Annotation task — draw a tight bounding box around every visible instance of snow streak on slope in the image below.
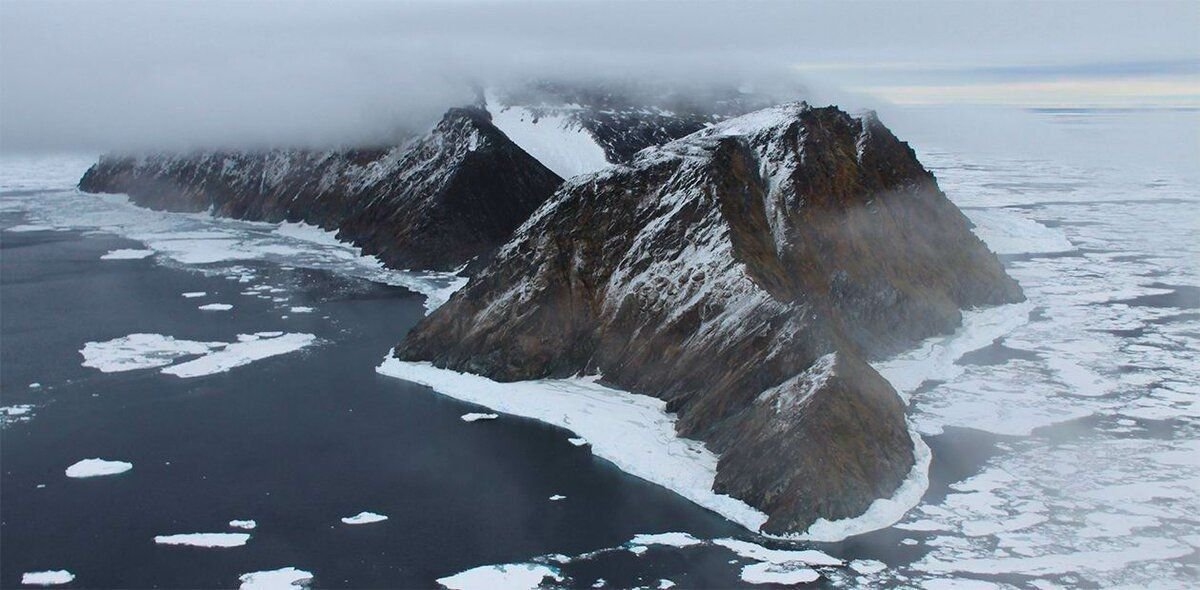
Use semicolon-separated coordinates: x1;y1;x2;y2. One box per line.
484;90;611;179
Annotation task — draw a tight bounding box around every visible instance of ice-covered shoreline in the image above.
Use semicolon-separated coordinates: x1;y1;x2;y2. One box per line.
376;357;769;532
1;176;467;313
376;356;947;541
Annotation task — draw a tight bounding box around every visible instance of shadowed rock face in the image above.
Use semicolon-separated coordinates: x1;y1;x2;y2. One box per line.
397;103;1024;533
78;108;563;271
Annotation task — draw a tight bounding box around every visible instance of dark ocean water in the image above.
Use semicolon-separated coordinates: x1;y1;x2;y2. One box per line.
0;223;762;588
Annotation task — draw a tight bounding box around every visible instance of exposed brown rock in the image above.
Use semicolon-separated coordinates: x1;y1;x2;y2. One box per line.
396;103;1024;533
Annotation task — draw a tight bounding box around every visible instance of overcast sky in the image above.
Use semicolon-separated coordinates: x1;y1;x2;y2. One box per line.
1;0;1197;153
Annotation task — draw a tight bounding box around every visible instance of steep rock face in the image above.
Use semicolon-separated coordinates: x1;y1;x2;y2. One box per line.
79;108;563;271
397;103;1024;533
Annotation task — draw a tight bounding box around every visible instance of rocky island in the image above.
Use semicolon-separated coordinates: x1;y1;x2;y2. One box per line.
79;96;1023;535
395;103;1024;533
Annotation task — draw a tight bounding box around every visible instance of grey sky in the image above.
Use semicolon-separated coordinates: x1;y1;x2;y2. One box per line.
1;0;1197;153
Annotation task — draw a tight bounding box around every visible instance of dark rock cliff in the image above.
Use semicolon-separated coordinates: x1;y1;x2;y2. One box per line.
396;103;1024;533
79;108;563;271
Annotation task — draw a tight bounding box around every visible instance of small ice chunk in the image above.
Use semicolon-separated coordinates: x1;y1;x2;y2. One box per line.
658;580;675;589
229;520;257;530
198;303;233;311
3;404;33;416
461;413;499;422
100;248;154;260
29;382;41;389
341;511;387;525
568;437;588;446
549;494;566;501
65;458;132;478
20;570;74;586
289;306;313;313
182;292;207;298
238;567;313;590
628;545;649;555
154;533;250;547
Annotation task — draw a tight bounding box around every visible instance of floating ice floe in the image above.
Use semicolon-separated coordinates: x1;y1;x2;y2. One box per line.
229;520;257;530
711;538;842;567
154;533;250;547
65;458;132;478
738;561;819;585
100;248;154;260
288;306;313;313
29;382;42;388
198;303;233;311
80;333;223;372
181;291;207;298
437;563;562;590
238;567;313;590
20;570;75;586
548;495;566;501
162;333;315;378
567;437;588;446
460;413;498;422
629;532;701;547
80;333;316;378
341;511;387;525
849;560;887;575
377;358;768;532
657;580;675;589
